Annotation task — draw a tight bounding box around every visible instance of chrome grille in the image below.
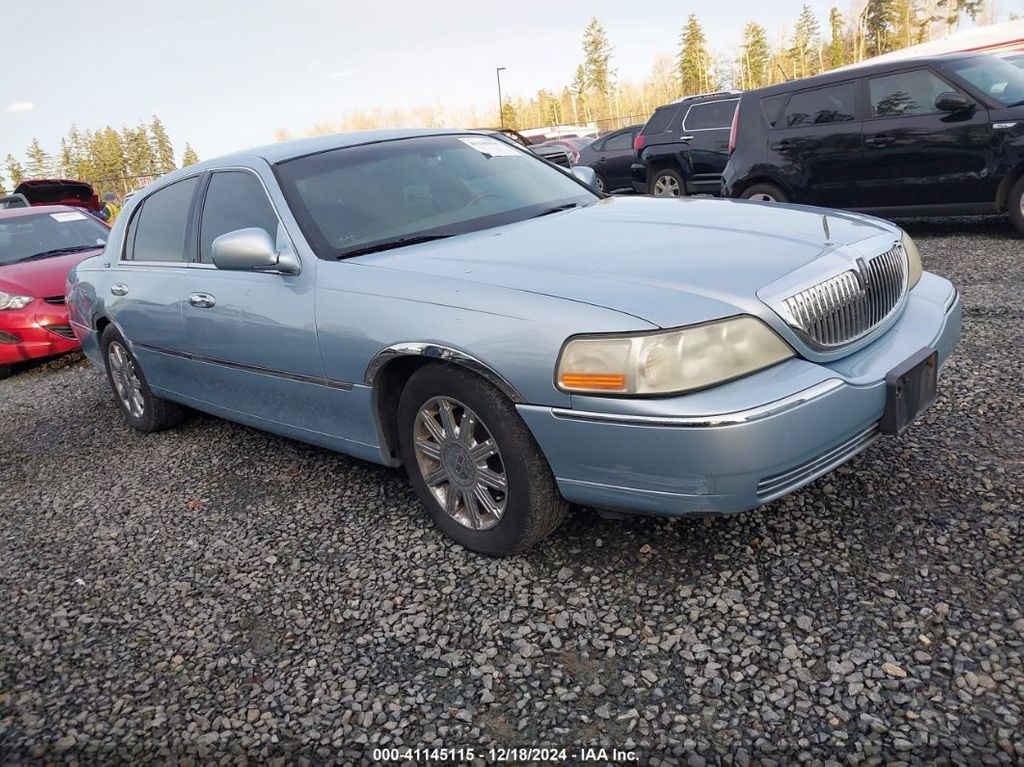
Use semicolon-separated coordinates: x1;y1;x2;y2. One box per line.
782;244;907;349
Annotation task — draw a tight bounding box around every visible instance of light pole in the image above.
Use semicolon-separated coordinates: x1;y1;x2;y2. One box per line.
496;67;506;127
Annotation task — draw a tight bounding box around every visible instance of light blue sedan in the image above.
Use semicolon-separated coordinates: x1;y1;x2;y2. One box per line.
67;129;961;554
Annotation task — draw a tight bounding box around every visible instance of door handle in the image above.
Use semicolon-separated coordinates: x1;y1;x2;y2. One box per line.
678;135;695;142
188;292;216;309
866;135;895;147
110;283;128;296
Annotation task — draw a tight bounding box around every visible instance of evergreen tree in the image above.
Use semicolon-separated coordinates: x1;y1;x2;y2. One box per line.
740;21;771;89
582;17;615;115
865;0;899;56
829;7;847;68
149;116;176;174
123;124;156;177
0;171;6;196
4;155;23;186
677;14;716;96
790;4;822;78
500;99;518;129
25;138;53;178
90;127;127;196
571;64;589;121
182;143;200;166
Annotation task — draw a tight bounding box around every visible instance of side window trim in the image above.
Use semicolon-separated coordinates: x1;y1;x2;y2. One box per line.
119;173;204;265
773;80;862;130
681;98;739;132
863;66;968;122
196;166;287;265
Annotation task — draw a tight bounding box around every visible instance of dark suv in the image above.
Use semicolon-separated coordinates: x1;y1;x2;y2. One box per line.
722;53;1024;233
631;92;740;196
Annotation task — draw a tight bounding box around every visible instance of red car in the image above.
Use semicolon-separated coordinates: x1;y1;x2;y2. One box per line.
0;205;109;379
14;179;102;213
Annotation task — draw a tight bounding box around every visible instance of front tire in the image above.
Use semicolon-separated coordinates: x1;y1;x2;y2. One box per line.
0;364;11;381
101;325;185;433
593;172;608;194
1008;175;1024;236
650;168;685;197
397;364;567;555
741;182;788;203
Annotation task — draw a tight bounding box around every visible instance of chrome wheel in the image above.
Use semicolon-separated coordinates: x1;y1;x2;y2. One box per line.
413;396;507;531
108;341;144;418
747;192;778;202
594;175;606;193
652;174;681;197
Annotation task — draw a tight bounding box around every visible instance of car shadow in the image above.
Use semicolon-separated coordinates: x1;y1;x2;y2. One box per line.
889;214;1012;238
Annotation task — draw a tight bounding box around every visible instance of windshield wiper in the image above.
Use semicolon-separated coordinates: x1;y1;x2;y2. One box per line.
1004;99;1024;108
15;245;100;263
530;202;584;219
337;234;455;259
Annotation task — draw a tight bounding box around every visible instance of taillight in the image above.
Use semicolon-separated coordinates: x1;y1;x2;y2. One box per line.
728;106;740;154
634;134;646;151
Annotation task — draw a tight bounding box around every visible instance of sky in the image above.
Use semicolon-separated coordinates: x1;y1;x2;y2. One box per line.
1;0;869;165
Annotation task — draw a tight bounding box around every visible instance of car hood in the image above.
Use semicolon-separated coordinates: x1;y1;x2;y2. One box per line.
357;196;900;328
0;249;104;298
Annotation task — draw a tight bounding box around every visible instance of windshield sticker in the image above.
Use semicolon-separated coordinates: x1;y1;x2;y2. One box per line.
458;137;520;157
50;211;88;222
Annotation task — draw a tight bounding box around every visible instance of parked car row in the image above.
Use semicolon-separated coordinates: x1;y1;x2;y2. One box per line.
616;52;1024;234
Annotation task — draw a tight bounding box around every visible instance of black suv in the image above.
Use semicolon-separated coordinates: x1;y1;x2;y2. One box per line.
722;53;1024;233
631;92;740;197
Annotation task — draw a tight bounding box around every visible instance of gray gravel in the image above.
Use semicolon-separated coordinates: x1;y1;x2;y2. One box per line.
1;216;1022;764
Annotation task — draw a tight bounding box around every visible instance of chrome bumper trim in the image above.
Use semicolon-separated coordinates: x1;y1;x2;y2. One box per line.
550;379;845;428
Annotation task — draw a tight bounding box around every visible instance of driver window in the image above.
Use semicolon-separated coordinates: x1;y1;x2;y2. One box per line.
199;171;279;262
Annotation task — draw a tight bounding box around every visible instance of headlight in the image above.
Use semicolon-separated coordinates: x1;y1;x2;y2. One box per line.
556;316;794;396
0;291;33;311
902;230;922;289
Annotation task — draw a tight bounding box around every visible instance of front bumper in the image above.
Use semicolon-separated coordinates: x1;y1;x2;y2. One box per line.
0;299;79;366
518;272;961;516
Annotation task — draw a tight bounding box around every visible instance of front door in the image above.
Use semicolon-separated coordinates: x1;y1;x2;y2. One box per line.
106;175;199;397
860;67;994;208
183;169;338;435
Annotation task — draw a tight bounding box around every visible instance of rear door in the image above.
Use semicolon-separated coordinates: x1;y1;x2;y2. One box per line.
770;80;865;207
860;67;994;208
591;127;639;190
106;175;199;397
681;98;738;193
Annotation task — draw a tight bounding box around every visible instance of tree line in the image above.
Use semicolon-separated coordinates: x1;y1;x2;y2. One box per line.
299;0;995;138
1;117;200;198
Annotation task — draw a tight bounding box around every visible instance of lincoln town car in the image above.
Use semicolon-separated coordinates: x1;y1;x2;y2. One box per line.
67;129;961;554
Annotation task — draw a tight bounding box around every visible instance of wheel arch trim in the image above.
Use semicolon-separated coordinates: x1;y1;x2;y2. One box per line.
364;343;526;404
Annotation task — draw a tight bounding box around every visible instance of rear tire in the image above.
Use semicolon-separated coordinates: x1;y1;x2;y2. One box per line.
593;172;608;194
397;363;567;555
1008;175;1024;236
650;168;685;197
101;325;185;433
741;183;788;203
0;364;11;381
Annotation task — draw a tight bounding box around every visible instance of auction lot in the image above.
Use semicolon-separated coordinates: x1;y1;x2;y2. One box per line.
1;217;1021;763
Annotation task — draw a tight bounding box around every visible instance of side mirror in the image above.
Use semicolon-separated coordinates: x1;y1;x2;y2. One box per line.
211;227;300;274
935;92;972;113
569;165;599;188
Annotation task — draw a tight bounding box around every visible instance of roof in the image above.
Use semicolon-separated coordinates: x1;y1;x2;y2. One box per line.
0;204;87;220
748;51;988;97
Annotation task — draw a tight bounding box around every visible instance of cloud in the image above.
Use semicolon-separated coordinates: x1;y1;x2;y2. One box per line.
330;70;355;79
3;101;35;113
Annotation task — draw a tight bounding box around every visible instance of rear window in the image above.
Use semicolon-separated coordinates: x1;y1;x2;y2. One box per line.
761;95;788;127
641;107;675;135
682;100;738;130
125;177;198;262
781;82;858;127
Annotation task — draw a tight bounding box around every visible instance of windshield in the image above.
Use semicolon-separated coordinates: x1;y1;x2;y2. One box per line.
0;210;108;266
943;55;1024;107
274;134;597;259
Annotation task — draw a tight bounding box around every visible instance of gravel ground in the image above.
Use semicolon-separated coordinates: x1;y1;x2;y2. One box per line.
1;216;1022;765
